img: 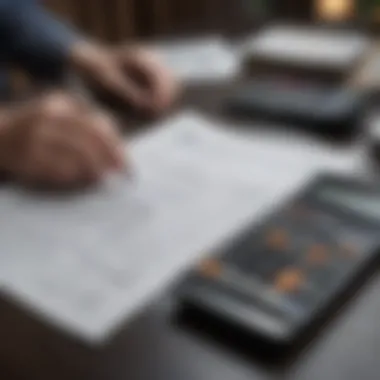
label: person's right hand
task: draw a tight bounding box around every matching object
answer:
[0,91,126,188]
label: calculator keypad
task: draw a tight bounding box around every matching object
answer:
[199,204,378,321]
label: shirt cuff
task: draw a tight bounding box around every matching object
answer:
[9,2,80,81]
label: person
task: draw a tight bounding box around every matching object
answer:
[0,0,178,187]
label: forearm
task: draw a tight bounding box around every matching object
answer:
[6,0,81,82]
[0,103,16,174]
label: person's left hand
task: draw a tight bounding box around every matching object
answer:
[71,42,180,115]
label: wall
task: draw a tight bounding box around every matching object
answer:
[46,0,136,42]
[46,0,253,40]
[45,0,310,42]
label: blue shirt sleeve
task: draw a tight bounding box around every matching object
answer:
[0,0,80,81]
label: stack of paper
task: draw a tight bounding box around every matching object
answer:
[242,25,369,70]
[152,37,240,82]
[0,112,360,343]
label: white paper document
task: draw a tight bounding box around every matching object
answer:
[243,25,369,70]
[0,112,360,343]
[152,37,239,82]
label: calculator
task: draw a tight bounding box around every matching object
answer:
[177,174,380,346]
[224,76,363,137]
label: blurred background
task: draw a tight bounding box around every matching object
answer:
[42,0,380,42]
[41,0,326,43]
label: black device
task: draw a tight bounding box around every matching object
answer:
[367,111,380,165]
[177,174,380,347]
[225,75,364,137]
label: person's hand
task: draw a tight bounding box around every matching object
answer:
[71,41,179,114]
[0,92,126,188]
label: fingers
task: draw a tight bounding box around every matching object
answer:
[54,132,107,182]
[80,111,126,171]
[120,48,180,113]
[23,149,82,187]
[66,110,127,176]
[98,67,149,110]
[15,127,96,186]
[17,110,127,188]
[73,42,179,113]
[152,67,179,112]
[1,90,129,188]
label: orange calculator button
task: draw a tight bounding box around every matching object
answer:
[341,243,357,257]
[198,259,223,279]
[308,244,329,266]
[266,229,289,250]
[275,268,304,293]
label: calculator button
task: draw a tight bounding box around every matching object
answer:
[283,288,320,318]
[265,229,289,250]
[247,254,296,282]
[308,266,339,290]
[317,214,339,229]
[307,244,329,266]
[340,242,358,258]
[274,268,305,294]
[198,259,223,279]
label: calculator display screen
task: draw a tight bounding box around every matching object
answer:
[319,187,380,221]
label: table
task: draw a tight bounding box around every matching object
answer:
[1,64,380,380]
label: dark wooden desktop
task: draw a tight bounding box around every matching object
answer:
[2,43,380,380]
